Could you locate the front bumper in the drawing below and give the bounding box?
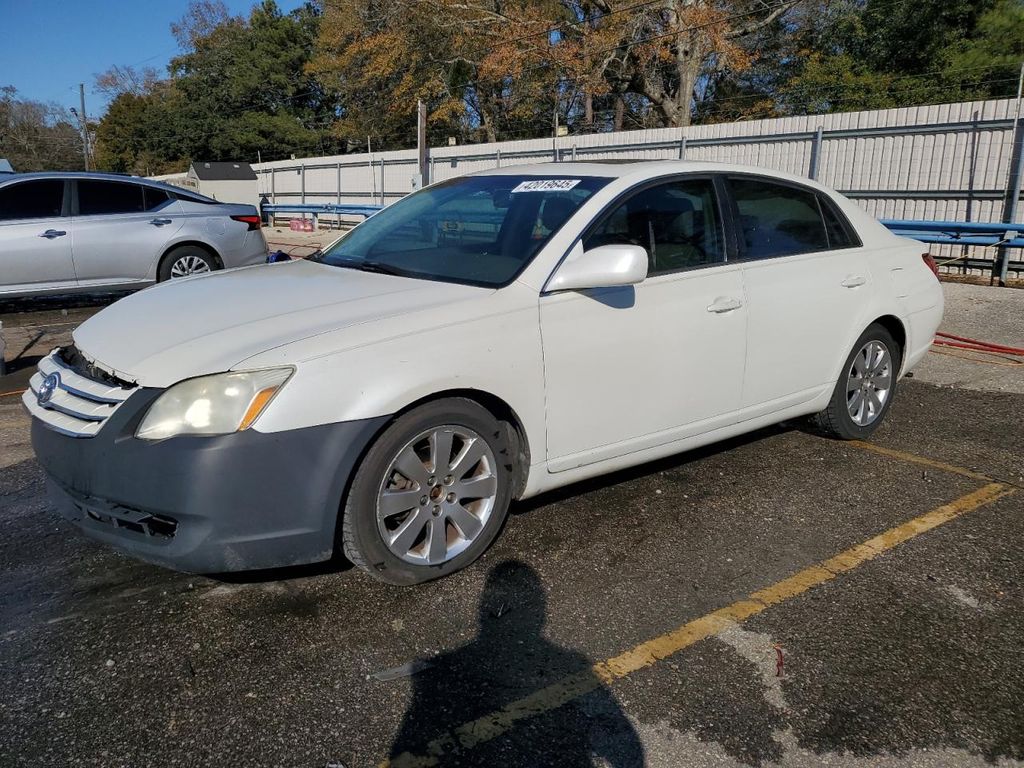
[31,387,388,573]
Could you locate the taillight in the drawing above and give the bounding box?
[231,214,262,231]
[922,253,940,279]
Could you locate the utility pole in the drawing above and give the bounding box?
[553,106,559,162]
[416,100,428,188]
[78,83,90,171]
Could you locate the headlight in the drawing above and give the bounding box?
[135,368,293,440]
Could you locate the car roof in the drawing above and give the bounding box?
[0,170,206,198]
[470,160,832,192]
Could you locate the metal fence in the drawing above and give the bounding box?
[253,98,1024,276]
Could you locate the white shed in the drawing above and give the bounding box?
[185,161,259,206]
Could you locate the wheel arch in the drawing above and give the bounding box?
[346,388,532,506]
[870,314,907,370]
[393,388,531,500]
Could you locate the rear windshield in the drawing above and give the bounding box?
[317,175,610,287]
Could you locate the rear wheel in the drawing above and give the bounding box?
[158,245,217,281]
[812,323,901,440]
[341,398,514,585]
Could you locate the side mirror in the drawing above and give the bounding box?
[545,243,648,293]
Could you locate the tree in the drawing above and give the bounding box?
[94,65,162,99]
[0,86,85,172]
[94,0,339,171]
[548,0,805,128]
[944,0,1024,99]
[311,0,568,148]
[780,0,1022,114]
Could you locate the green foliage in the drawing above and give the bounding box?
[945,0,1024,98]
[96,0,340,172]
[783,0,1024,115]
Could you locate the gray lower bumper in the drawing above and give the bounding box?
[31,388,388,573]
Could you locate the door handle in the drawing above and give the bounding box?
[149,218,173,226]
[841,275,867,288]
[706,296,743,313]
[39,229,67,239]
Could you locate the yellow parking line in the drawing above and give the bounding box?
[384,481,1014,768]
[847,440,993,483]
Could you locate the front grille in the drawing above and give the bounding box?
[57,344,135,389]
[82,503,178,541]
[22,348,138,438]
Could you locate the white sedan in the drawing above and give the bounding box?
[25,161,943,585]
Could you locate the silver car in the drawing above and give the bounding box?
[0,172,268,298]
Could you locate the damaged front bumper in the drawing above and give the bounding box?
[31,387,388,573]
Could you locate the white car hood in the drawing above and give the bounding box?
[73,260,490,387]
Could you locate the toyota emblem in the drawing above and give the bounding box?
[37,372,60,406]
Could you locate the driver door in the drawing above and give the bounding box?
[539,177,748,472]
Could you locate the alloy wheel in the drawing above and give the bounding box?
[169,255,212,278]
[376,426,498,565]
[846,340,893,426]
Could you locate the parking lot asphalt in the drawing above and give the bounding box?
[1,290,1023,768]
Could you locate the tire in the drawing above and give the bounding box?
[158,245,218,281]
[812,323,902,440]
[341,398,514,585]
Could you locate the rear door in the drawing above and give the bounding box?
[70,179,183,286]
[0,178,76,295]
[725,175,870,410]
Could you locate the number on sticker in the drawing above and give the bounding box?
[511,179,582,193]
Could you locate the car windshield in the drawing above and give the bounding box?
[316,174,610,286]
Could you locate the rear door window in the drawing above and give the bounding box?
[142,186,173,211]
[820,198,859,248]
[0,179,65,221]
[728,178,830,259]
[77,180,146,216]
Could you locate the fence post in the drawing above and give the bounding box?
[496,149,501,168]
[997,63,1024,286]
[572,144,577,161]
[270,167,276,205]
[300,163,306,205]
[380,158,385,206]
[678,136,687,160]
[809,126,824,180]
[336,162,341,208]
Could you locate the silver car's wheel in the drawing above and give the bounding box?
[159,245,218,282]
[377,426,498,565]
[846,340,893,426]
[169,254,213,278]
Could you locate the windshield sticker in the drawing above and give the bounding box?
[511,179,582,193]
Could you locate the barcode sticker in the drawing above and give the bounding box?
[511,179,582,193]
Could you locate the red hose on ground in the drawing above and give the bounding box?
[934,332,1024,357]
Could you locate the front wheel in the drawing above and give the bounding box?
[341,398,514,585]
[812,323,901,440]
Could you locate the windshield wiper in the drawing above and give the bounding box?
[330,258,411,277]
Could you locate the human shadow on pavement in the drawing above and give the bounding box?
[389,560,645,767]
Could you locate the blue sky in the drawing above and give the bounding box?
[0,0,306,115]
